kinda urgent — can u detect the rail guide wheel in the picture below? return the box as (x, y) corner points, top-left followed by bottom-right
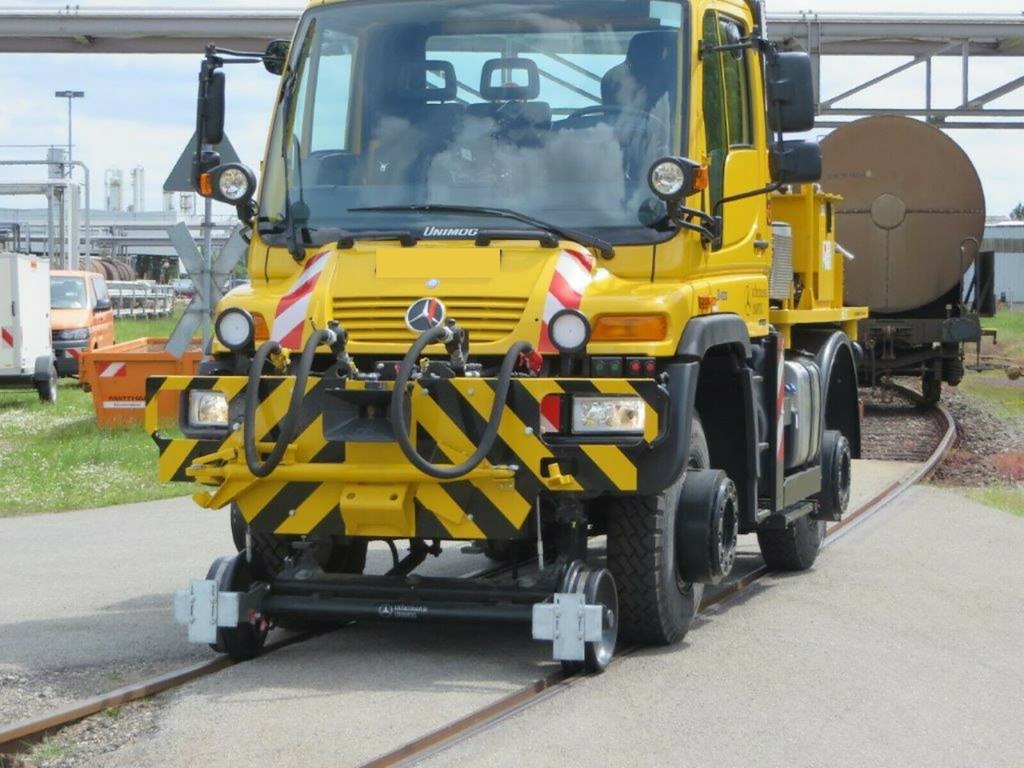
(558, 561), (619, 674)
(205, 554), (268, 661)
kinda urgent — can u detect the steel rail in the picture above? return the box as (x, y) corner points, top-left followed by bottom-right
(0, 632), (310, 758)
(359, 391), (957, 768)
(0, 559), (516, 761)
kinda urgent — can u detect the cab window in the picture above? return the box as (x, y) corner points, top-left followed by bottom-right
(91, 275), (109, 305)
(702, 11), (753, 207)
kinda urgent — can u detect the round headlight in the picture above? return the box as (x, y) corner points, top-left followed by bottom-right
(649, 159), (688, 200)
(549, 309), (591, 354)
(217, 167), (251, 202)
(215, 308), (255, 351)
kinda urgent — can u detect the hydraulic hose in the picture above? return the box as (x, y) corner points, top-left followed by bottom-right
(244, 329), (334, 478)
(391, 326), (533, 480)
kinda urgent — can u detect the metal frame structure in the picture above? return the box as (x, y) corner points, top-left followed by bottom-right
(0, 180), (81, 269)
(2, 8), (1022, 128)
(771, 13), (1024, 130)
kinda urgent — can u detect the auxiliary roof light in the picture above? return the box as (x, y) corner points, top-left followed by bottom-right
(648, 156), (708, 201)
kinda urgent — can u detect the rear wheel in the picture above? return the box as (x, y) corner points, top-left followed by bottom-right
(606, 418), (708, 646)
(36, 364), (57, 404)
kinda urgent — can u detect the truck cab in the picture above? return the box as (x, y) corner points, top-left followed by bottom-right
(50, 270), (115, 376)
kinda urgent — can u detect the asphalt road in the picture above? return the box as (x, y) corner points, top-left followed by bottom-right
(425, 485), (1024, 768)
(5, 462), (1020, 768)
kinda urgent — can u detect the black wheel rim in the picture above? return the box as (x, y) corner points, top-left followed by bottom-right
(584, 568), (618, 671)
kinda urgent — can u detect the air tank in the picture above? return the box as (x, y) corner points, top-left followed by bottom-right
(820, 116), (986, 314)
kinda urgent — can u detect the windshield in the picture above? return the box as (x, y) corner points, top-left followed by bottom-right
(260, 0), (688, 246)
(50, 277), (88, 309)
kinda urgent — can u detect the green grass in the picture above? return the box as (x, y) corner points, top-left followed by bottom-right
(0, 307), (192, 518)
(0, 383), (191, 517)
(113, 305), (185, 342)
(960, 308), (1024, 418)
(979, 306), (1024, 358)
(954, 309), (1024, 518)
(966, 487), (1024, 518)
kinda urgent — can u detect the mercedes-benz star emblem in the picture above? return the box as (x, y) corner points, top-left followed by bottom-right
(405, 297), (447, 334)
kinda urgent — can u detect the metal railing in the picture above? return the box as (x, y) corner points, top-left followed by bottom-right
(107, 281), (175, 318)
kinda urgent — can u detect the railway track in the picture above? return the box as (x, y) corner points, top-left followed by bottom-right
(359, 388), (957, 768)
(0, 392), (955, 767)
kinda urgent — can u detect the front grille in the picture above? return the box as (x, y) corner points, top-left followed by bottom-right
(332, 296), (528, 344)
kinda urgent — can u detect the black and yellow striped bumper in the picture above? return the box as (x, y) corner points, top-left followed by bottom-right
(146, 363), (698, 541)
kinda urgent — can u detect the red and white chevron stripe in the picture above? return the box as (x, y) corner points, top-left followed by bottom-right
(0, 327), (12, 348)
(99, 361), (128, 378)
(271, 250), (331, 349)
(539, 249), (596, 354)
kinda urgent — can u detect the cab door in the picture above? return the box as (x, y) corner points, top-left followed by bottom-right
(699, 7), (768, 265)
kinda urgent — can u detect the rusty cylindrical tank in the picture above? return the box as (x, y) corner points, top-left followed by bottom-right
(820, 116), (986, 314)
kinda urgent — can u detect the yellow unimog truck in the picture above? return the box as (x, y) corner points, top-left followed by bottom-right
(157, 0), (867, 671)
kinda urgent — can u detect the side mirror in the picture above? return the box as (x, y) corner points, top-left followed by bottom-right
(200, 69), (226, 146)
(94, 299), (112, 312)
(770, 140), (822, 185)
(766, 52), (816, 134)
(264, 40), (290, 76)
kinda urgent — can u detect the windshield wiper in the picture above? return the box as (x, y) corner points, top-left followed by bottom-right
(349, 204), (615, 259)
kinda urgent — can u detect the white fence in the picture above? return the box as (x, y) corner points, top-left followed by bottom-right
(107, 281), (175, 318)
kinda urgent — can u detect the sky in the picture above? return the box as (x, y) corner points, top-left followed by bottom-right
(0, 0), (1021, 218)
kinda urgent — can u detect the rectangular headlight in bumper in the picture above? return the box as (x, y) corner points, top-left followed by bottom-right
(188, 390), (229, 429)
(571, 396), (645, 435)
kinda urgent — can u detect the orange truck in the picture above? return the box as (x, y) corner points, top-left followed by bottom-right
(49, 270), (115, 377)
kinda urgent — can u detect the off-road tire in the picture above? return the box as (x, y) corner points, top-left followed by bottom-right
(323, 539), (368, 574)
(230, 504), (367, 579)
(756, 515), (825, 571)
(606, 418), (709, 646)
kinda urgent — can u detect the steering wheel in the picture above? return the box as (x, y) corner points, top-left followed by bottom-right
(558, 104), (670, 136)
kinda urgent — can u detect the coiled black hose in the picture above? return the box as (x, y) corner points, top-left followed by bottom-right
(244, 329), (334, 478)
(391, 326), (533, 480)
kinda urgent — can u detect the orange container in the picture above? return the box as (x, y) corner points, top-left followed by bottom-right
(80, 337), (202, 427)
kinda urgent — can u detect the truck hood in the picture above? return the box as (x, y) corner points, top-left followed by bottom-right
(50, 307), (91, 331)
(310, 241), (599, 356)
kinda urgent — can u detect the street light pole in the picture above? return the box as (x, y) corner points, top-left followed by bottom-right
(54, 90), (85, 177)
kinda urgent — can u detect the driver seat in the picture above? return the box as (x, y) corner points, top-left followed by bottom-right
(601, 31), (677, 115)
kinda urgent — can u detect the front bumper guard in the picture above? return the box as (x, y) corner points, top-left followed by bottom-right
(174, 571), (604, 663)
(148, 362), (699, 504)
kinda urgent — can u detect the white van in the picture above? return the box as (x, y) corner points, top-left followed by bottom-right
(0, 252), (58, 403)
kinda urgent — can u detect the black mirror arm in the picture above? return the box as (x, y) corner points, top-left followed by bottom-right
(673, 203), (717, 231)
(709, 180), (784, 249)
(667, 202), (719, 245)
(699, 30), (771, 60)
